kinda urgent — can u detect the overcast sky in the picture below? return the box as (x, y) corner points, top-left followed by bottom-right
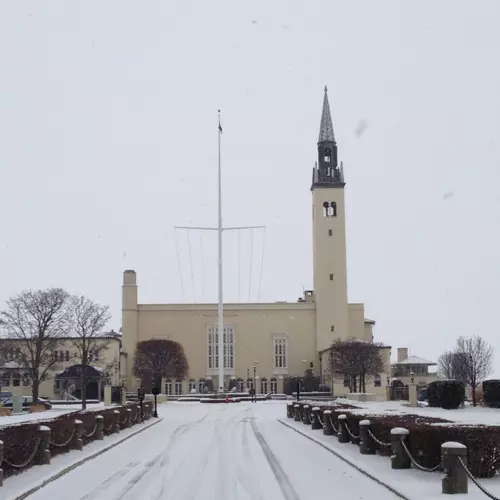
(1, 1), (499, 370)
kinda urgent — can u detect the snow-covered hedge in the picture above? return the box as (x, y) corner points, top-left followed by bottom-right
(297, 400), (500, 479)
(0, 401), (153, 481)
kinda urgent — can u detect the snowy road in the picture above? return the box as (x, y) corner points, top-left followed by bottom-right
(27, 402), (399, 500)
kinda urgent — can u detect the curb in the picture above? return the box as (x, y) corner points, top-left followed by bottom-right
(277, 419), (410, 500)
(12, 417), (164, 500)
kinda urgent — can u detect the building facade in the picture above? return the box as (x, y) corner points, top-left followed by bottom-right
(122, 88), (391, 396)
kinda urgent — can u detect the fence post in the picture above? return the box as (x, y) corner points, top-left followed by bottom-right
(293, 404), (301, 421)
(0, 440), (4, 487)
(441, 442), (468, 494)
(323, 410), (334, 435)
(311, 407), (322, 430)
(137, 405), (142, 424)
(302, 405), (310, 425)
(286, 402), (294, 418)
(390, 427), (411, 469)
(113, 410), (121, 433)
(96, 415), (104, 440)
(125, 408), (132, 428)
(72, 420), (83, 450)
(337, 414), (349, 443)
(37, 426), (51, 465)
(359, 420), (375, 455)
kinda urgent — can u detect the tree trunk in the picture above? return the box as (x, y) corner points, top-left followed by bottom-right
(32, 378), (40, 403)
(471, 384), (477, 407)
(81, 371), (87, 410)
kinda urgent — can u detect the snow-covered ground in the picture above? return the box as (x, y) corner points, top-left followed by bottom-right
(4, 402), (402, 500)
(316, 397), (500, 425)
(0, 403), (105, 428)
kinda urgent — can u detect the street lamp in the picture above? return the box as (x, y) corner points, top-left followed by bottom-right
(151, 385), (160, 418)
(253, 361), (259, 401)
(410, 371), (415, 384)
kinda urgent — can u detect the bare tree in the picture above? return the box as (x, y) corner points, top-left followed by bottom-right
(133, 340), (189, 393)
(437, 350), (468, 382)
(330, 339), (386, 393)
(455, 335), (494, 406)
(67, 295), (112, 409)
(0, 289), (70, 402)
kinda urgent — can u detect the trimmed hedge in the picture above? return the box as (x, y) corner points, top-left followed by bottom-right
(483, 380), (500, 408)
(0, 402), (153, 480)
(427, 380), (465, 409)
(305, 402), (500, 478)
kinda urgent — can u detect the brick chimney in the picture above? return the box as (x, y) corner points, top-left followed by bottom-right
(397, 348), (408, 362)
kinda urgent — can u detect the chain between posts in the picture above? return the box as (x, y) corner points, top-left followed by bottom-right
(50, 428), (76, 448)
(2, 437), (41, 469)
(400, 438), (440, 472)
(458, 457), (500, 500)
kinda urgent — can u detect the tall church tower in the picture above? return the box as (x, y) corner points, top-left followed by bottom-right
(312, 87), (349, 353)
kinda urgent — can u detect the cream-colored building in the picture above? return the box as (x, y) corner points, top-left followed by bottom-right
(0, 334), (121, 400)
(122, 88), (391, 396)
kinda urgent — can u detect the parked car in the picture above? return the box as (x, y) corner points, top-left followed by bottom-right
(0, 396), (52, 410)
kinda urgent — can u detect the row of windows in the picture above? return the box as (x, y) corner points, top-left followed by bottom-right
(53, 350), (100, 362)
(322, 201), (337, 217)
(0, 372), (30, 387)
(164, 378), (280, 395)
(206, 327), (288, 370)
(343, 374), (382, 388)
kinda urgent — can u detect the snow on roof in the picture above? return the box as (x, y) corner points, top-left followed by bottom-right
(0, 360), (24, 369)
(392, 355), (436, 365)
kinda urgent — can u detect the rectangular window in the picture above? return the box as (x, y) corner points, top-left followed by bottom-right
(165, 381), (173, 395)
(329, 273), (334, 281)
(273, 336), (288, 369)
(343, 374), (350, 387)
(270, 379), (278, 393)
(65, 351), (70, 362)
(174, 381), (182, 395)
(328, 229), (332, 236)
(208, 325), (234, 369)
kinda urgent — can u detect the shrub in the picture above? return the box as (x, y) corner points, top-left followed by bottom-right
(483, 379), (500, 408)
(427, 380), (465, 409)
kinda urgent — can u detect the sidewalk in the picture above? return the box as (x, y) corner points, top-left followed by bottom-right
(278, 418), (500, 500)
(3, 417), (163, 500)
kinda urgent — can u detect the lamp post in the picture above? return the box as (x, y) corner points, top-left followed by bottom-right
(253, 361), (258, 402)
(151, 385), (159, 418)
(246, 368), (250, 392)
(410, 371), (415, 384)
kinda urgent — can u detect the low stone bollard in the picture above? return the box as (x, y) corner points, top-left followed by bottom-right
(337, 414), (350, 443)
(286, 402), (294, 418)
(37, 426), (51, 465)
(390, 427), (411, 469)
(125, 408), (132, 428)
(302, 405), (310, 425)
(359, 420), (375, 455)
(96, 415), (104, 440)
(323, 410), (335, 436)
(441, 442), (468, 494)
(113, 410), (121, 433)
(0, 440), (4, 487)
(72, 420), (83, 450)
(293, 404), (301, 421)
(311, 407), (322, 430)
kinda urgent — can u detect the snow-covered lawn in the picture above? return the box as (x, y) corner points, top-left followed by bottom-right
(314, 397), (500, 425)
(0, 403), (106, 428)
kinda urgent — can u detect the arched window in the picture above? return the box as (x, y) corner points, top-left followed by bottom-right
(188, 379), (197, 393)
(165, 379), (173, 396)
(329, 202), (337, 217)
(198, 378), (206, 393)
(247, 378), (254, 391)
(260, 378), (268, 395)
(270, 378), (278, 393)
(174, 380), (183, 395)
(322, 201), (329, 217)
(374, 374), (381, 387)
(237, 378), (244, 392)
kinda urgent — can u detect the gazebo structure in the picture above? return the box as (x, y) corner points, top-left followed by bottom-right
(55, 364), (108, 400)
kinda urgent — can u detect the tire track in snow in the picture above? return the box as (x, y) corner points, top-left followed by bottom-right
(251, 419), (301, 500)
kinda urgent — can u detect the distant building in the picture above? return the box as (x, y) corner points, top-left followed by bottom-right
(391, 347), (437, 390)
(121, 88), (391, 396)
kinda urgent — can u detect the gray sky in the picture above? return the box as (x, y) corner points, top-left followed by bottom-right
(1, 1), (499, 371)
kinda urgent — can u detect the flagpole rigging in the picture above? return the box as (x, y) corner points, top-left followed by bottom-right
(217, 110), (224, 392)
(174, 111), (266, 394)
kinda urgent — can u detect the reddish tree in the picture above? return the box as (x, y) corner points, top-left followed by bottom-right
(329, 339), (386, 393)
(133, 339), (189, 392)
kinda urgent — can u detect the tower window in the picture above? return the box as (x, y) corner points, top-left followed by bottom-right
(328, 229), (332, 236)
(330, 202), (337, 217)
(330, 325), (335, 332)
(322, 201), (329, 217)
(324, 148), (331, 163)
(329, 273), (334, 281)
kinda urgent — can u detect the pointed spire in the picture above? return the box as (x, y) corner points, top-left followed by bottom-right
(318, 86), (335, 144)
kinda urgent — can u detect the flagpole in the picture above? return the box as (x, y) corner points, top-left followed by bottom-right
(217, 110), (224, 392)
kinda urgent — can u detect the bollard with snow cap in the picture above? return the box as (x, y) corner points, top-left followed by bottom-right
(390, 427), (411, 469)
(359, 420), (375, 455)
(311, 407), (322, 430)
(441, 441), (468, 494)
(323, 410), (334, 436)
(337, 414), (349, 443)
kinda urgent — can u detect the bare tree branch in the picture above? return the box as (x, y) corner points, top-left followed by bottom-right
(0, 288), (70, 402)
(455, 334), (494, 406)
